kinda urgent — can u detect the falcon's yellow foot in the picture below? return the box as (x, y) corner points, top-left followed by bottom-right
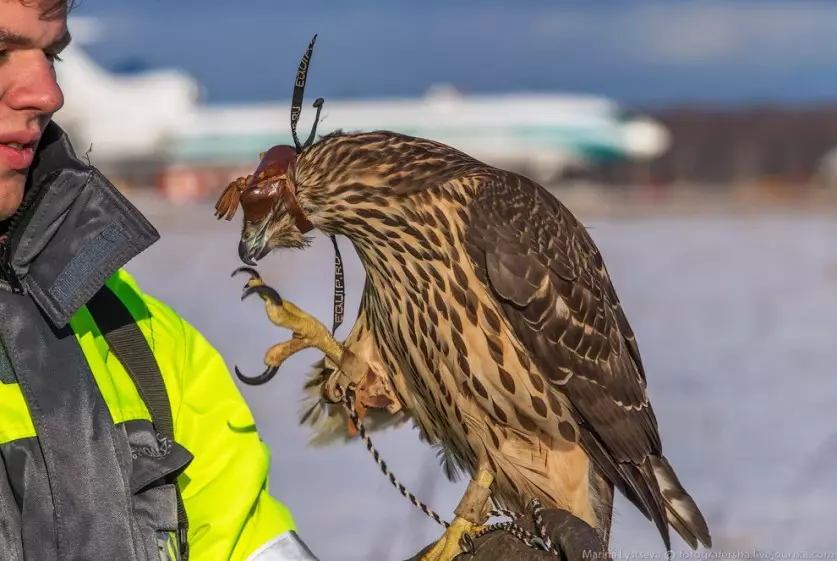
(422, 464), (495, 560)
(421, 517), (487, 561)
(232, 267), (345, 385)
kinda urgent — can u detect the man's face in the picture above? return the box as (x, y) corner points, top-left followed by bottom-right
(0, 0), (67, 221)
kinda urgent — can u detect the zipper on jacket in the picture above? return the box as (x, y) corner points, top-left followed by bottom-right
(0, 176), (50, 295)
(0, 237), (23, 294)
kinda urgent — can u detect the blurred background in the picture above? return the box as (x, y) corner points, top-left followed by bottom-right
(55, 1), (837, 559)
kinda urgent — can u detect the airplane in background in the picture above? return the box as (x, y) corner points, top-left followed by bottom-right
(53, 17), (671, 202)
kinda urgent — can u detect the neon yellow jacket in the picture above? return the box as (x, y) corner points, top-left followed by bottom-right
(0, 268), (300, 560)
(97, 269), (301, 559)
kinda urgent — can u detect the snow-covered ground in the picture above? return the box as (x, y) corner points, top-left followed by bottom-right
(124, 192), (837, 560)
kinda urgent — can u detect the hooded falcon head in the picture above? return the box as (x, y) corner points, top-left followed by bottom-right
(218, 128), (488, 266)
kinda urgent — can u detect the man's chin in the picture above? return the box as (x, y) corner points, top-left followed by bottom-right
(0, 172), (26, 221)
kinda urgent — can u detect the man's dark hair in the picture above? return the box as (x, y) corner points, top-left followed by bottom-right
(20, 0), (77, 18)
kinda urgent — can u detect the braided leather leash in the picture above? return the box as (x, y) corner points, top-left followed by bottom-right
(340, 387), (561, 557)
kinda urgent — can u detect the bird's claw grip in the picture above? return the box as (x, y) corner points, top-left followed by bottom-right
(231, 267), (344, 386)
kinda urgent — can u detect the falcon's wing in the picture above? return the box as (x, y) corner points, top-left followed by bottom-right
(463, 171), (671, 547)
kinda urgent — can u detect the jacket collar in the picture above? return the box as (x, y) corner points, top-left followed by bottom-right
(3, 121), (159, 328)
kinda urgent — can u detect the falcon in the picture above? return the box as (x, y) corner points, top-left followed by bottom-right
(215, 36), (712, 561)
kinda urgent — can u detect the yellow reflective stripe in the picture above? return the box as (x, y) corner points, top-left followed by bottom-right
(0, 296), (152, 445)
(0, 382), (35, 443)
(69, 301), (151, 425)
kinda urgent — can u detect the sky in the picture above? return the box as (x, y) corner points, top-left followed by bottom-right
(69, 0), (837, 109)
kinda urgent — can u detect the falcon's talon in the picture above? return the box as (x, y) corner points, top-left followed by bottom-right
(231, 266), (262, 281)
(241, 284), (283, 305)
(232, 266), (267, 292)
(459, 532), (475, 554)
(234, 364), (279, 386)
(421, 517), (485, 561)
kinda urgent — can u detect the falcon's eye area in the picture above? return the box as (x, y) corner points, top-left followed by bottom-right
(241, 180), (283, 223)
(257, 145), (298, 175)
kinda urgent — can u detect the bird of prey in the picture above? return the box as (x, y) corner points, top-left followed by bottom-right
(215, 36), (711, 561)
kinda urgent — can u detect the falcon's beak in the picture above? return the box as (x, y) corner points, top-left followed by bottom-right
(238, 235), (270, 266)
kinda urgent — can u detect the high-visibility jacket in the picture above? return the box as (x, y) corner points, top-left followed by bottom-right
(0, 122), (317, 560)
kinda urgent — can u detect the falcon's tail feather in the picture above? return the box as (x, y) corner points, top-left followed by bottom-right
(651, 455), (712, 550)
(581, 431), (671, 550)
(624, 460), (672, 551)
(591, 469), (615, 548)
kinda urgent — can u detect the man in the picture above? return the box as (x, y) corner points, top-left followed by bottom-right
(0, 0), (319, 559)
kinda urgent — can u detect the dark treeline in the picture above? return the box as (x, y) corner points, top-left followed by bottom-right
(585, 105), (837, 187)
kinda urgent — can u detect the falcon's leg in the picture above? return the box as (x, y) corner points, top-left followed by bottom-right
(421, 464), (494, 561)
(233, 267), (346, 385)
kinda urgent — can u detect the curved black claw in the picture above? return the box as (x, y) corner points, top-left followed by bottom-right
(234, 364), (279, 386)
(240, 284), (283, 305)
(459, 532), (476, 555)
(231, 266), (261, 281)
